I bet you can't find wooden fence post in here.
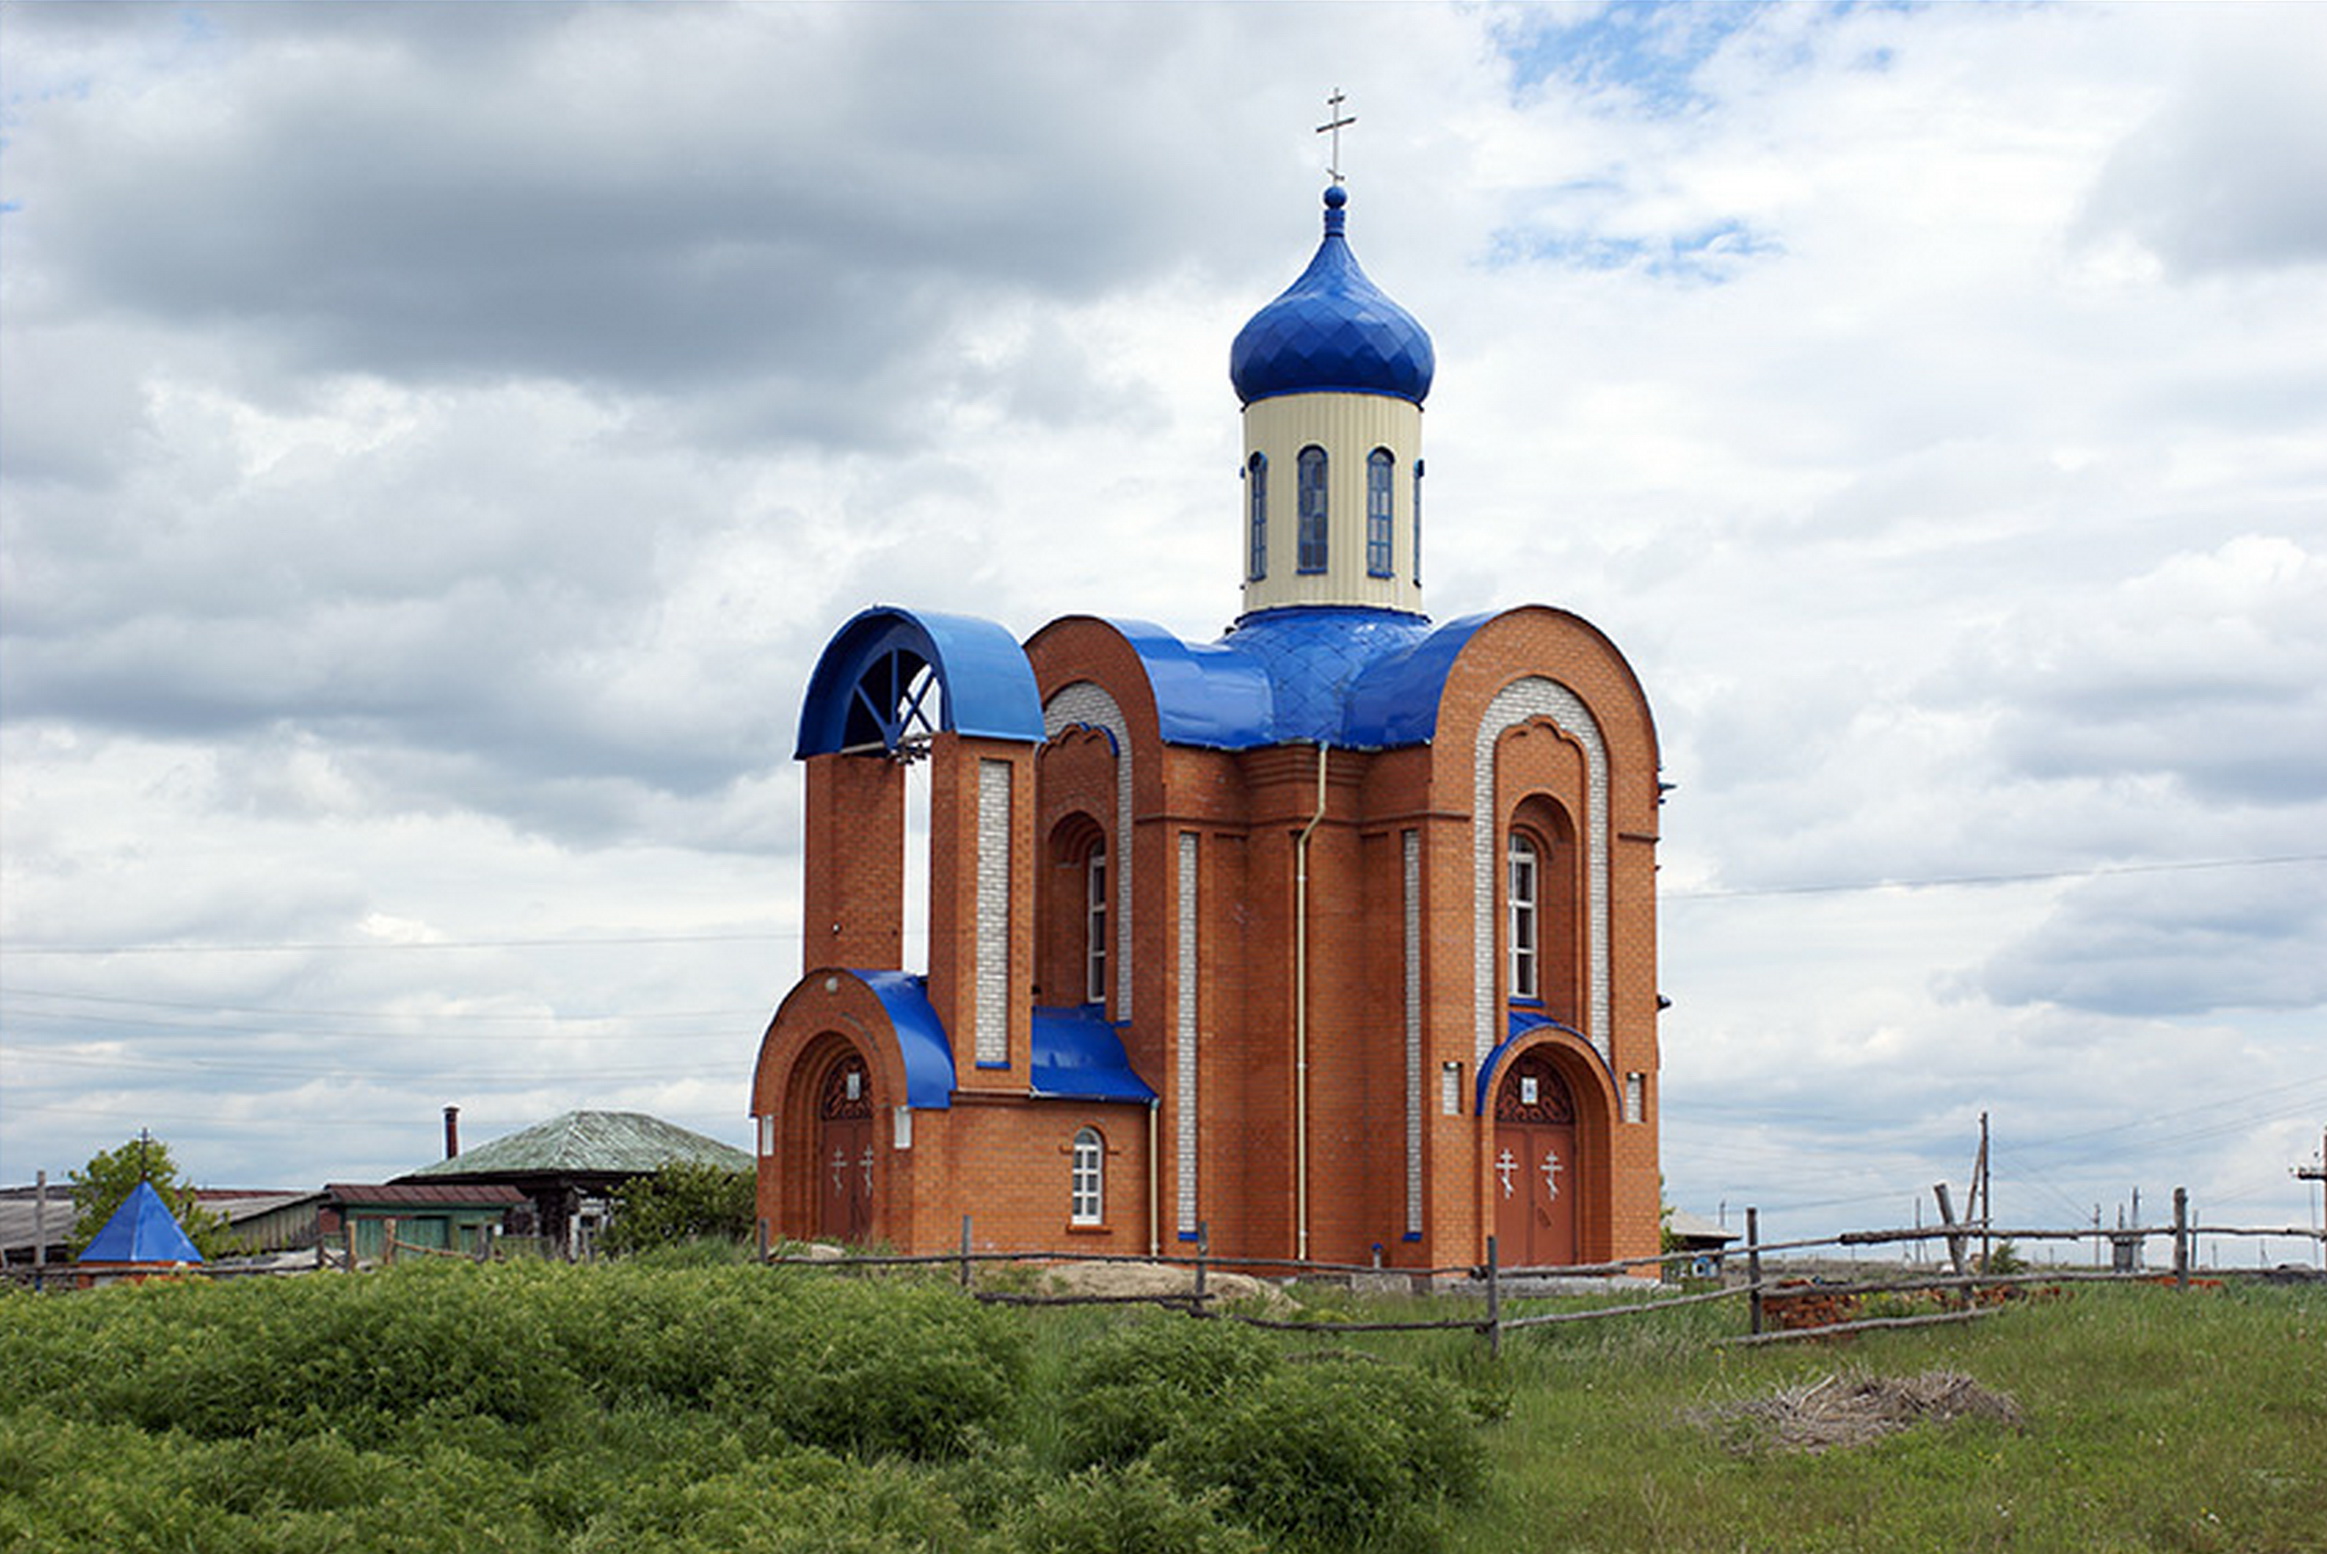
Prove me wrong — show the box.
[1195,1220,1209,1304]
[1932,1183,1969,1278]
[2172,1189,2188,1291]
[1485,1235,1502,1359]
[1745,1208,1763,1336]
[959,1214,973,1290]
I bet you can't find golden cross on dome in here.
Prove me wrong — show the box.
[1316,89,1356,184]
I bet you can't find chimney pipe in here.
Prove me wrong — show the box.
[443,1105,460,1160]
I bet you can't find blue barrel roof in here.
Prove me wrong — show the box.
[1229,185,1435,407]
[796,607,1046,759]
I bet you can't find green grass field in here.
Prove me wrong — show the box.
[3,1256,2320,1552]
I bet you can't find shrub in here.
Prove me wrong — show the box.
[567,1451,980,1553]
[1054,1315,1278,1469]
[1154,1355,1485,1552]
[600,1163,757,1257]
[1003,1463,1264,1554]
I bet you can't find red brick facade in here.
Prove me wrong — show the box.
[750,603,1663,1273]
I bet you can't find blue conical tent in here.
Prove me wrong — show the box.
[77,1179,204,1264]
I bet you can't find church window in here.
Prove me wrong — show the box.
[1508,832,1541,1001]
[1412,459,1424,584]
[1297,445,1328,573]
[1246,453,1268,581]
[1086,841,1108,1005]
[1366,448,1394,577]
[1070,1127,1104,1225]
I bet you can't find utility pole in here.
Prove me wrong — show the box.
[1978,1111,1991,1273]
[1963,1111,1991,1272]
[2299,1129,2326,1270]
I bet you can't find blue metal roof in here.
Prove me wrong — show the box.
[856,971,957,1110]
[1342,611,1493,746]
[77,1180,203,1264]
[1230,186,1435,407]
[1101,607,1482,751]
[1102,617,1276,746]
[1029,1005,1157,1103]
[1480,1007,1611,1114]
[797,607,1045,759]
[1218,606,1433,745]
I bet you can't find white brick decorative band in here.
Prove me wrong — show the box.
[1044,682,1134,1020]
[1472,678,1611,1067]
[975,758,1013,1066]
[1177,831,1200,1236]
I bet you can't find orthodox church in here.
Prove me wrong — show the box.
[750,180,1664,1274]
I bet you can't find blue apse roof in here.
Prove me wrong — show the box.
[1030,1006,1157,1103]
[856,971,957,1110]
[1479,1006,1612,1115]
[797,607,1046,759]
[1230,185,1435,407]
[1106,607,1490,751]
[77,1179,204,1264]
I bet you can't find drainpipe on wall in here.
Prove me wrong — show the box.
[1147,1099,1160,1259]
[1295,742,1329,1264]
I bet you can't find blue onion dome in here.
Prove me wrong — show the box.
[1230,185,1435,407]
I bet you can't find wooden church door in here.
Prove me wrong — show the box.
[818,1052,876,1243]
[1493,1051,1577,1268]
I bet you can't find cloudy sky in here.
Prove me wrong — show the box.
[5,1,2323,1262]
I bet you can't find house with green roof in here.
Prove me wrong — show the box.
[398,1110,750,1257]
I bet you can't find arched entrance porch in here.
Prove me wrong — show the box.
[1492,1047,1578,1268]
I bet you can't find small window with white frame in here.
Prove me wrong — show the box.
[1508,832,1540,1001]
[1085,841,1108,1004]
[1070,1127,1104,1225]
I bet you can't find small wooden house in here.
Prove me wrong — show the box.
[320,1182,527,1263]
[397,1111,751,1257]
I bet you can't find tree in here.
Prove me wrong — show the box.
[602,1161,756,1255]
[69,1134,235,1258]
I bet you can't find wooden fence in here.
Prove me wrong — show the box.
[759,1190,2327,1354]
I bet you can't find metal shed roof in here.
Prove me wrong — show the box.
[401,1111,750,1180]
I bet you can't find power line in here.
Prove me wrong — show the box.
[1,986,761,1024]
[1665,851,2327,902]
[3,852,2317,958]
[1,928,796,957]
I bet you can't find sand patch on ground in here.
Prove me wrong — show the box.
[1692,1370,2023,1454]
[1032,1259,1295,1314]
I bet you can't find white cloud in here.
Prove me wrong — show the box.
[4,2,2322,1252]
